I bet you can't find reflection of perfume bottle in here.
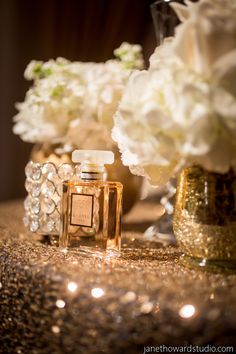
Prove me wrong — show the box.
[59,150,123,257]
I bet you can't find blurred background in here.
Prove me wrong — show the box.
[0,0,156,202]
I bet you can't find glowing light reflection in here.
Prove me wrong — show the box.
[51,325,60,334]
[91,287,105,298]
[67,281,78,293]
[179,304,196,318]
[56,299,66,309]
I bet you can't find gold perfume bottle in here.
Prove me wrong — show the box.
[59,150,123,257]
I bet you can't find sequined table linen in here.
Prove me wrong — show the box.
[0,200,235,353]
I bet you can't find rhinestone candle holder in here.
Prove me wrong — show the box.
[24,161,76,235]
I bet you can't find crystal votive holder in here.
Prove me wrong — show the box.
[23,161,76,235]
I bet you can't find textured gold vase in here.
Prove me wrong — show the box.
[173,165,236,272]
[30,143,142,215]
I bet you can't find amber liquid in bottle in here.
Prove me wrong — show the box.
[60,177,122,257]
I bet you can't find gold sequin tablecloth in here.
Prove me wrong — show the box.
[0,200,236,353]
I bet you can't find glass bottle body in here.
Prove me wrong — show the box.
[60,179,122,257]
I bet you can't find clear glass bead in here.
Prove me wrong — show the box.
[41,197,56,214]
[42,162,57,181]
[31,163,42,181]
[58,164,74,181]
[40,216,55,233]
[31,198,41,214]
[31,182,41,197]
[25,161,33,179]
[30,218,40,232]
[41,180,55,198]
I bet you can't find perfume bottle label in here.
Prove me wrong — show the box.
[70,193,94,227]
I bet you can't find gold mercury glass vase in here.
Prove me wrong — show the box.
[173,165,236,273]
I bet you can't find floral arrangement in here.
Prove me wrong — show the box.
[113,0,236,185]
[13,42,143,151]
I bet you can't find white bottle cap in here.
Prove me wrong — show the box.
[72,150,114,165]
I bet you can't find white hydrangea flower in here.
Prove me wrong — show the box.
[171,0,236,75]
[13,65,86,143]
[114,42,144,69]
[13,44,144,149]
[113,0,236,185]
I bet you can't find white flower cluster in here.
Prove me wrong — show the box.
[114,42,144,70]
[113,0,236,185]
[13,43,143,151]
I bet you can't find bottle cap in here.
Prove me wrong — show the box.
[72,150,114,165]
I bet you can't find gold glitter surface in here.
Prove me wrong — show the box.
[0,200,236,353]
[174,166,236,268]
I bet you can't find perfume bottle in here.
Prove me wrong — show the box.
[59,150,123,257]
